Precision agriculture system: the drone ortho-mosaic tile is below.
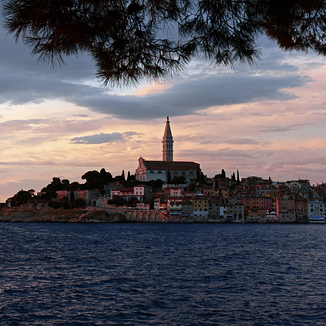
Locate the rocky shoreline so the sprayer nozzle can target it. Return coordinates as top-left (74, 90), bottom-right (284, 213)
top-left (0, 208), bottom-right (308, 223)
top-left (0, 209), bottom-right (129, 223)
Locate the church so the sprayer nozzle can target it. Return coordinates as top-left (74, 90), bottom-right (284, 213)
top-left (135, 117), bottom-right (200, 182)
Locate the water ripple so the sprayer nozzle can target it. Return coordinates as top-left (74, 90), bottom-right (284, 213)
top-left (1, 223), bottom-right (326, 325)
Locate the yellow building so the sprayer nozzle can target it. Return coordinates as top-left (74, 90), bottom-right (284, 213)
top-left (193, 197), bottom-right (209, 218)
top-left (213, 187), bottom-right (229, 200)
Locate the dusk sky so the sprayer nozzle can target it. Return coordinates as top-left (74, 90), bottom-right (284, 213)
top-left (1, 7), bottom-right (326, 202)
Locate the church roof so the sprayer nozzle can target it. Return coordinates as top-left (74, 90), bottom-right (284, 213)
top-left (143, 160), bottom-right (199, 171)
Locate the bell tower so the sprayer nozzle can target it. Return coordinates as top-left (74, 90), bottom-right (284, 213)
top-left (162, 116), bottom-right (174, 161)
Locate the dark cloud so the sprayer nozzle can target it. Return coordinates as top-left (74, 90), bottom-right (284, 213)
top-left (67, 73), bottom-right (309, 120)
top-left (72, 114), bottom-right (90, 118)
top-left (0, 18), bottom-right (318, 121)
top-left (258, 123), bottom-right (314, 133)
top-left (70, 132), bottom-right (141, 144)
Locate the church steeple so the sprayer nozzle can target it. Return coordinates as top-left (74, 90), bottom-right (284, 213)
top-left (162, 116), bottom-right (174, 161)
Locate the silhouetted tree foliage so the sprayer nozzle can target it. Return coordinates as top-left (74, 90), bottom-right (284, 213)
top-left (81, 170), bottom-right (110, 189)
top-left (62, 179), bottom-right (70, 188)
top-left (108, 195), bottom-right (126, 206)
top-left (9, 189), bottom-right (34, 206)
top-left (128, 196), bottom-right (139, 205)
top-left (40, 177), bottom-right (66, 199)
top-left (171, 175), bottom-right (186, 184)
top-left (70, 181), bottom-right (81, 191)
top-left (39, 189), bottom-right (58, 201)
top-left (48, 200), bottom-right (71, 209)
top-left (188, 182), bottom-right (196, 191)
top-left (100, 168), bottom-right (113, 183)
top-left (146, 179), bottom-right (163, 190)
top-left (70, 191), bottom-right (75, 204)
top-left (196, 169), bottom-right (205, 183)
top-left (73, 198), bottom-right (87, 208)
top-left (167, 170), bottom-right (172, 184)
top-left (231, 172), bottom-right (236, 183)
top-left (113, 170), bottom-right (127, 183)
top-left (4, 0), bottom-right (326, 85)
top-left (215, 169), bottom-right (226, 180)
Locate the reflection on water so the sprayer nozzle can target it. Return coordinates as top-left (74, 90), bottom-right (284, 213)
top-left (1, 223), bottom-right (326, 325)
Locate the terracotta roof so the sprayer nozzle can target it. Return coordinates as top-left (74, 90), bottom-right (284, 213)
top-left (144, 160), bottom-right (199, 170)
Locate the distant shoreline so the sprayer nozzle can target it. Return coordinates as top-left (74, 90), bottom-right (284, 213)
top-left (0, 208), bottom-right (311, 223)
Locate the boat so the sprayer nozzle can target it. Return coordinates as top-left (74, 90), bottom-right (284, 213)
top-left (309, 215), bottom-right (326, 223)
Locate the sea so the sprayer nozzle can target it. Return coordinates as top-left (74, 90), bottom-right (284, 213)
top-left (1, 223), bottom-right (326, 326)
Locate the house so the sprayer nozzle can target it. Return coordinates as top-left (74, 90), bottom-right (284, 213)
top-left (276, 196), bottom-right (296, 222)
top-left (111, 185), bottom-right (152, 203)
top-left (193, 196), bottom-right (209, 219)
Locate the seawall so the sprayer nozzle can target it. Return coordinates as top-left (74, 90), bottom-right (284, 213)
top-left (0, 209), bottom-right (129, 223)
top-left (0, 208), bottom-right (200, 223)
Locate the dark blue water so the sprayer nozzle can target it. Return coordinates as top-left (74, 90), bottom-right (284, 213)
top-left (1, 223), bottom-right (326, 325)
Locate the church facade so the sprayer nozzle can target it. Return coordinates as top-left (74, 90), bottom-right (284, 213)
top-left (135, 117), bottom-right (200, 182)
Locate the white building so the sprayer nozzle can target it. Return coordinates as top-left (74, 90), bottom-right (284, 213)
top-left (308, 199), bottom-right (325, 222)
top-left (135, 117), bottom-right (200, 182)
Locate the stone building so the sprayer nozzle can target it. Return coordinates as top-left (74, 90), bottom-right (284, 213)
top-left (135, 117), bottom-right (200, 182)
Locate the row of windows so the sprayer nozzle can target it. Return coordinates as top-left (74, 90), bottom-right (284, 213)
top-left (148, 170), bottom-right (195, 176)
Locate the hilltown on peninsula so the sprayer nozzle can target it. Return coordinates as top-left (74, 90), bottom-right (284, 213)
top-left (2, 117), bottom-right (326, 223)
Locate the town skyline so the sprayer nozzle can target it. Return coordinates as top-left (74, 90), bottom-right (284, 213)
top-left (1, 5), bottom-right (326, 202)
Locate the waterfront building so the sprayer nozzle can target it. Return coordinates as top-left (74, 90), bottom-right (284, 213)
top-left (232, 203), bottom-right (245, 222)
top-left (308, 199), bottom-right (325, 222)
top-left (111, 185), bottom-right (152, 203)
top-left (295, 197), bottom-right (308, 221)
top-left (276, 196), bottom-right (296, 223)
top-left (168, 197), bottom-right (184, 216)
top-left (208, 197), bottom-right (221, 219)
top-left (243, 195), bottom-right (275, 217)
top-left (56, 189), bottom-right (100, 206)
top-left (135, 117), bottom-right (200, 182)
top-left (193, 196), bottom-right (209, 219)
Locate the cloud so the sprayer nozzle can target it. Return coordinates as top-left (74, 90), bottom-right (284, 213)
top-left (0, 119), bottom-right (44, 133)
top-left (0, 21), bottom-right (314, 121)
top-left (59, 72), bottom-right (309, 121)
top-left (0, 118), bottom-right (107, 134)
top-left (222, 138), bottom-right (262, 145)
top-left (69, 132), bottom-right (141, 144)
top-left (258, 123), bottom-right (314, 133)
top-left (134, 81), bottom-right (173, 97)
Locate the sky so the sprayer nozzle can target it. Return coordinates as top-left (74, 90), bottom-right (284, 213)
top-left (1, 9), bottom-right (326, 202)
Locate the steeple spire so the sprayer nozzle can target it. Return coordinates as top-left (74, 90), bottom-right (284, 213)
top-left (162, 116), bottom-right (173, 161)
